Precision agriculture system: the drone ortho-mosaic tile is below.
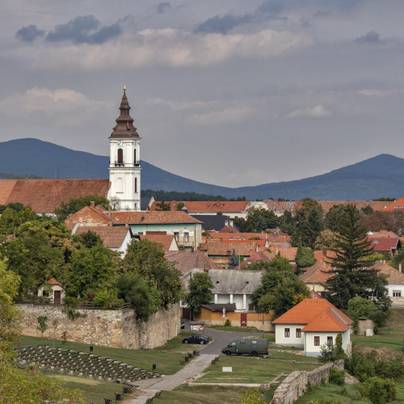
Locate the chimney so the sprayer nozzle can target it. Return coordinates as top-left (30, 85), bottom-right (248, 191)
top-left (90, 201), bottom-right (95, 207)
top-left (399, 263), bottom-right (402, 273)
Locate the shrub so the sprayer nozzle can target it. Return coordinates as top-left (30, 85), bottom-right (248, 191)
top-left (36, 316), bottom-right (48, 336)
top-left (361, 377), bottom-right (396, 404)
top-left (240, 389), bottom-right (265, 404)
top-left (329, 368), bottom-right (345, 385)
top-left (224, 319), bottom-right (231, 327)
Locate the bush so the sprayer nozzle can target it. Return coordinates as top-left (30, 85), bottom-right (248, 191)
top-left (361, 377), bottom-right (396, 404)
top-left (329, 368), bottom-right (345, 385)
top-left (240, 389), bottom-right (265, 404)
top-left (224, 319), bottom-right (231, 327)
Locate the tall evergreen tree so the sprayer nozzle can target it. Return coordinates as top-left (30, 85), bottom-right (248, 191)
top-left (326, 205), bottom-right (390, 310)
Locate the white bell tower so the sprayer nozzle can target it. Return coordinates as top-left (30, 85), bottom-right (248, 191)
top-left (107, 87), bottom-right (141, 211)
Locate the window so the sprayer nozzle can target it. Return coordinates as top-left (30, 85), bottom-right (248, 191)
top-left (174, 232), bottom-right (179, 241)
top-left (184, 232), bottom-right (189, 243)
top-left (134, 177), bottom-right (138, 193)
top-left (393, 290), bottom-right (402, 297)
top-left (117, 148), bottom-right (123, 165)
top-left (327, 336), bottom-right (333, 346)
top-left (314, 336), bottom-right (320, 346)
top-left (134, 148), bottom-right (137, 165)
top-left (284, 328), bottom-right (290, 338)
top-left (296, 328), bottom-right (302, 338)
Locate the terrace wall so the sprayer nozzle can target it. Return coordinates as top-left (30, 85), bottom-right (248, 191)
top-left (270, 360), bottom-right (344, 404)
top-left (16, 303), bottom-right (180, 349)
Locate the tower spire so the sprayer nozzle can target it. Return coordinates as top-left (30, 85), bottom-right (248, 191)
top-left (110, 87), bottom-right (140, 139)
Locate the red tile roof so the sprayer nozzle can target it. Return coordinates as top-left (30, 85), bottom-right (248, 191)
top-left (75, 225), bottom-right (130, 249)
top-left (203, 239), bottom-right (265, 257)
top-left (300, 260), bottom-right (333, 285)
top-left (165, 250), bottom-right (217, 274)
top-left (383, 198), bottom-right (404, 212)
top-left (273, 298), bottom-right (352, 332)
top-left (65, 205), bottom-right (111, 230)
top-left (110, 211), bottom-right (201, 225)
top-left (140, 234), bottom-right (177, 251)
top-left (368, 232), bottom-right (400, 253)
top-left (374, 261), bottom-right (404, 285)
top-left (0, 179), bottom-right (109, 214)
top-left (47, 278), bottom-right (62, 287)
top-left (272, 247), bottom-right (298, 262)
top-left (150, 200), bottom-right (249, 213)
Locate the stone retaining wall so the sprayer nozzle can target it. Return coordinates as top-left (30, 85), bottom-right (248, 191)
top-left (271, 360), bottom-right (344, 404)
top-left (17, 303), bottom-right (180, 349)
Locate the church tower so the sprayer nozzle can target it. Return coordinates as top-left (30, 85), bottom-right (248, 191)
top-left (108, 87), bottom-right (141, 211)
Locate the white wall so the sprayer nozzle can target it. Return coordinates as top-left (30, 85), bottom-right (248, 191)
top-left (214, 293), bottom-right (251, 311)
top-left (387, 284), bottom-right (404, 306)
top-left (275, 324), bottom-right (305, 347)
top-left (304, 330), bottom-right (351, 356)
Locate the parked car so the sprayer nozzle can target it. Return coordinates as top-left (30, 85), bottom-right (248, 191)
top-left (222, 338), bottom-right (268, 356)
top-left (182, 335), bottom-right (209, 345)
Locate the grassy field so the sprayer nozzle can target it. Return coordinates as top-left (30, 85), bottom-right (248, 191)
top-left (150, 385), bottom-right (255, 404)
top-left (50, 375), bottom-right (126, 404)
top-left (196, 350), bottom-right (319, 384)
top-left (208, 325), bottom-right (271, 334)
top-left (18, 333), bottom-right (198, 375)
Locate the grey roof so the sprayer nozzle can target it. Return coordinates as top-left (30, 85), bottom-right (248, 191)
top-left (208, 269), bottom-right (263, 295)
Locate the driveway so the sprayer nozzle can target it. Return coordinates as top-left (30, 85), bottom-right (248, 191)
top-left (202, 328), bottom-right (264, 354)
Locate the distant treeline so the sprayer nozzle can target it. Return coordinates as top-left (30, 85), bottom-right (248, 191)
top-left (141, 189), bottom-right (246, 201)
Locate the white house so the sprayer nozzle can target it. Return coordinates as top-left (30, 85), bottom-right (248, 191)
top-left (374, 261), bottom-right (404, 306)
top-left (273, 297), bottom-right (353, 357)
top-left (38, 278), bottom-right (65, 304)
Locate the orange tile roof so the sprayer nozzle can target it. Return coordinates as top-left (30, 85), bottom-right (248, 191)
top-left (65, 205), bottom-right (111, 231)
top-left (299, 260), bottom-right (333, 285)
top-left (110, 211), bottom-right (201, 225)
top-left (150, 200), bottom-right (249, 213)
top-left (75, 225), bottom-right (130, 249)
top-left (203, 239), bottom-right (264, 257)
top-left (0, 179), bottom-right (109, 213)
top-left (47, 278), bottom-right (62, 287)
top-left (272, 247), bottom-right (298, 262)
top-left (273, 298), bottom-right (352, 332)
top-left (165, 250), bottom-right (217, 274)
top-left (374, 261), bottom-right (404, 285)
top-left (140, 234), bottom-right (177, 251)
top-left (383, 197), bottom-right (404, 212)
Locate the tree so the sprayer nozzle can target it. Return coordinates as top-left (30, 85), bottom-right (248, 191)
top-left (292, 199), bottom-right (324, 248)
top-left (362, 377), bottom-right (396, 404)
top-left (36, 316), bottom-right (48, 336)
top-left (155, 201), bottom-right (171, 211)
top-left (117, 272), bottom-right (160, 321)
top-left (347, 296), bottom-right (386, 329)
top-left (252, 256), bottom-right (309, 316)
top-left (315, 229), bottom-right (337, 250)
top-left (235, 208), bottom-right (279, 232)
top-left (55, 195), bottom-right (110, 221)
top-left (122, 240), bottom-right (182, 308)
top-left (186, 272), bottom-right (213, 318)
top-left (295, 246), bottom-right (315, 269)
top-left (325, 205), bottom-right (351, 233)
top-left (0, 206), bottom-right (37, 235)
top-left (326, 205), bottom-right (390, 310)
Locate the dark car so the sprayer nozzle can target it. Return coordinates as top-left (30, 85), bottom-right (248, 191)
top-left (182, 335), bottom-right (209, 345)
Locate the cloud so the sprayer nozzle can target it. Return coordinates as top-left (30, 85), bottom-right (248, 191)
top-left (189, 106), bottom-right (255, 126)
top-left (0, 87), bottom-right (105, 115)
top-left (355, 31), bottom-right (381, 44)
top-left (287, 104), bottom-right (331, 118)
top-left (16, 25), bottom-right (45, 42)
top-left (11, 28), bottom-right (311, 69)
top-left (157, 2), bottom-right (172, 14)
top-left (16, 15), bottom-right (123, 45)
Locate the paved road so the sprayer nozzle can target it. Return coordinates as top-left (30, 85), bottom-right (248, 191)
top-left (202, 328), bottom-right (264, 354)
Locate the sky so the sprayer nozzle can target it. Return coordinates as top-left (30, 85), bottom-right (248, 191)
top-left (1, 0), bottom-right (404, 187)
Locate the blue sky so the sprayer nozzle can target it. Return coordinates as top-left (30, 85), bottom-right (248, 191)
top-left (1, 0), bottom-right (404, 186)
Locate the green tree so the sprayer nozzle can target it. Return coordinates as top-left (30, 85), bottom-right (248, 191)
top-left (296, 246), bottom-right (315, 269)
top-left (292, 199), bottom-right (324, 248)
top-left (325, 205), bottom-right (351, 233)
top-left (155, 201), bottom-right (171, 211)
top-left (240, 389), bottom-right (266, 404)
top-left (362, 377), bottom-right (396, 404)
top-left (117, 272), bottom-right (160, 321)
top-left (186, 272), bottom-right (213, 318)
top-left (55, 195), bottom-right (110, 221)
top-left (326, 206), bottom-right (390, 310)
top-left (235, 208), bottom-right (279, 232)
top-left (0, 206), bottom-right (37, 235)
top-left (36, 316), bottom-right (48, 336)
top-left (315, 229), bottom-right (337, 250)
top-left (347, 296), bottom-right (385, 329)
top-left (252, 256), bottom-right (309, 316)
top-left (122, 240), bottom-right (182, 308)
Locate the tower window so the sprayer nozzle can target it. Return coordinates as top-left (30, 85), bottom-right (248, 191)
top-left (135, 177), bottom-right (138, 193)
top-left (117, 148), bottom-right (124, 165)
top-left (134, 148), bottom-right (137, 165)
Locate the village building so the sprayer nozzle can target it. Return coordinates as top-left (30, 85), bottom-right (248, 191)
top-left (368, 230), bottom-right (401, 257)
top-left (374, 261), bottom-right (404, 306)
top-left (273, 297), bottom-right (353, 357)
top-left (165, 250), bottom-right (216, 277)
top-left (140, 233), bottom-right (179, 252)
top-left (37, 278), bottom-right (65, 304)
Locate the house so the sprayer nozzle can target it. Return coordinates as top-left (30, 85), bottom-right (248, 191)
top-left (191, 215), bottom-right (231, 231)
top-left (140, 233), bottom-right (179, 252)
top-left (273, 297), bottom-right (353, 357)
top-left (165, 250), bottom-right (217, 277)
top-left (383, 197), bottom-right (404, 212)
top-left (368, 231), bottom-right (401, 257)
top-left (64, 204), bottom-right (111, 231)
top-left (75, 225), bottom-right (132, 256)
top-left (374, 261), bottom-right (404, 306)
top-left (37, 278), bottom-right (65, 304)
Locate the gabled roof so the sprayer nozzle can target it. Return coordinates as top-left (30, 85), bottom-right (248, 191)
top-left (140, 233), bottom-right (177, 251)
top-left (272, 298), bottom-right (352, 333)
top-left (300, 261), bottom-right (333, 285)
top-left (208, 269), bottom-right (263, 294)
top-left (150, 200), bottom-right (249, 213)
top-left (165, 250), bottom-right (217, 274)
top-left (47, 278), bottom-right (62, 287)
top-left (65, 205), bottom-right (111, 230)
top-left (75, 225), bottom-right (130, 249)
top-left (0, 179), bottom-right (109, 214)
top-left (374, 261), bottom-right (404, 285)
top-left (110, 211), bottom-right (202, 225)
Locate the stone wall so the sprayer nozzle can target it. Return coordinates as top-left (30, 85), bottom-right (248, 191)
top-left (271, 360), bottom-right (344, 404)
top-left (17, 303), bottom-right (180, 349)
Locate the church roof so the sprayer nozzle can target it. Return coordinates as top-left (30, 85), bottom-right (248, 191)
top-left (110, 88), bottom-right (140, 139)
top-left (0, 179), bottom-right (109, 214)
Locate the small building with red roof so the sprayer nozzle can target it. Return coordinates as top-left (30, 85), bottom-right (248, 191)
top-left (37, 278), bottom-right (65, 304)
top-left (272, 297), bottom-right (353, 356)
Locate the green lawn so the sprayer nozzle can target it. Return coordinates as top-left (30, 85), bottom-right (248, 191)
top-left (50, 375), bottom-right (126, 404)
top-left (196, 350), bottom-right (319, 384)
top-left (353, 331), bottom-right (404, 352)
top-left (18, 333), bottom-right (198, 375)
top-left (150, 385), bottom-right (255, 404)
top-left (209, 325), bottom-right (271, 334)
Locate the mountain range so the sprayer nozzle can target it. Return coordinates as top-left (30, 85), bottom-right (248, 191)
top-left (0, 138), bottom-right (403, 200)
